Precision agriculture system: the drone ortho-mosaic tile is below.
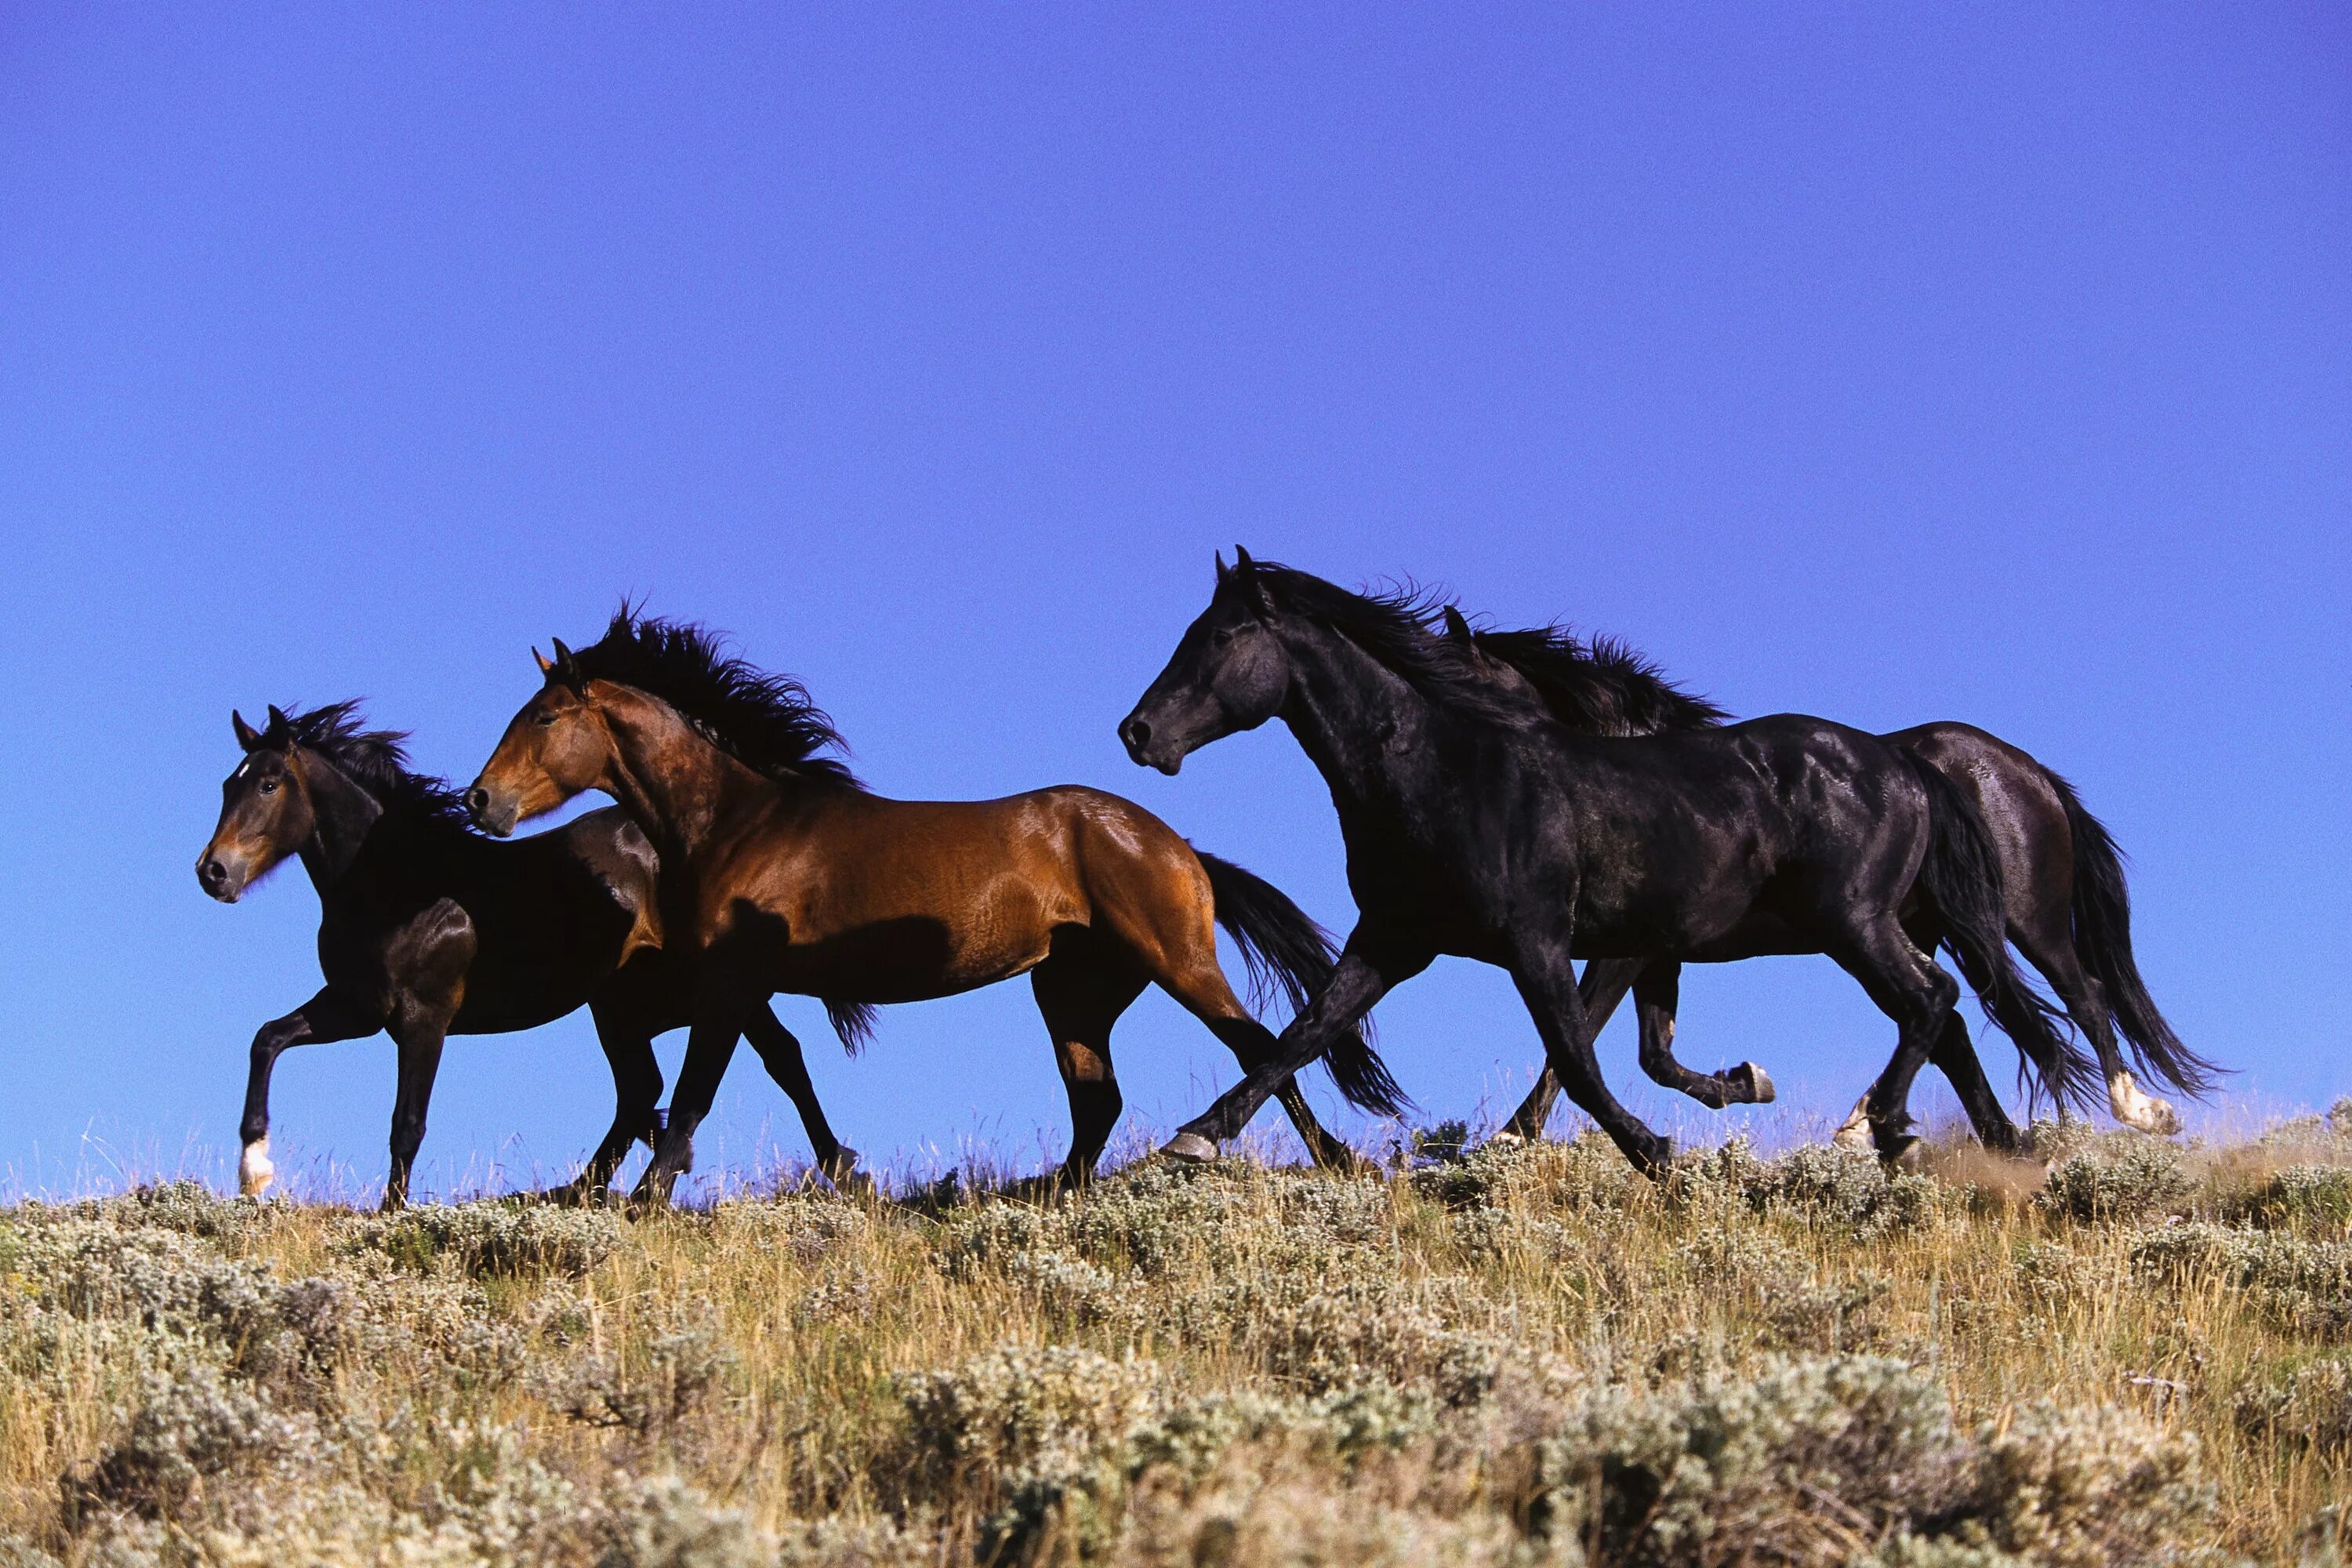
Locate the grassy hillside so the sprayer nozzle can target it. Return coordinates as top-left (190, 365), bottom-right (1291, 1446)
top-left (2, 1116), bottom-right (2350, 1566)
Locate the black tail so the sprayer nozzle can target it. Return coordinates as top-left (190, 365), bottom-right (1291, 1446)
top-left (1196, 850), bottom-right (1410, 1118)
top-left (2052, 775), bottom-right (2220, 1098)
top-left (1902, 753), bottom-right (2100, 1114)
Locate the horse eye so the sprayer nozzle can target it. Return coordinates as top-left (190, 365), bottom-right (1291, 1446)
top-left (258, 779), bottom-right (279, 795)
top-left (533, 712), bottom-right (558, 728)
top-left (1210, 626), bottom-right (1236, 647)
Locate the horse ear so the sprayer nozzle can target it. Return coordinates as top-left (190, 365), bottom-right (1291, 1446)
top-left (264, 705), bottom-right (294, 742)
top-left (534, 647), bottom-right (554, 677)
top-left (232, 710), bottom-right (263, 751)
top-left (1439, 604), bottom-right (1475, 644)
top-left (549, 637), bottom-right (585, 690)
top-left (1214, 550), bottom-right (1229, 583)
top-left (1230, 546), bottom-right (1269, 612)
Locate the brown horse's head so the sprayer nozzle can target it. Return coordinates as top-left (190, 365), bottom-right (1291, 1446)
top-left (198, 706), bottom-right (317, 902)
top-left (1119, 548), bottom-right (1297, 775)
top-left (465, 642), bottom-right (612, 836)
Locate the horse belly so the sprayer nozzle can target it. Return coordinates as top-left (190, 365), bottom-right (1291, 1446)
top-left (766, 880), bottom-right (1060, 1003)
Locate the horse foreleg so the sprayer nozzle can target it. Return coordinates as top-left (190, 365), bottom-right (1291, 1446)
top-left (1164, 931), bottom-right (1428, 1161)
top-left (1629, 960), bottom-right (1778, 1110)
top-left (1496, 958), bottom-right (1642, 1142)
top-left (633, 1004), bottom-right (743, 1208)
top-left (1510, 935), bottom-right (1672, 1177)
top-left (238, 987), bottom-right (380, 1197)
top-left (382, 1015), bottom-right (450, 1211)
top-left (741, 1004), bottom-right (865, 1191)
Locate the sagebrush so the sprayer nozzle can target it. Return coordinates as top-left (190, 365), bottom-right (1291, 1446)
top-left (2, 1116), bottom-right (2349, 1565)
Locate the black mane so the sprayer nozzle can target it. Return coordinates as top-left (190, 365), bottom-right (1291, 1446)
top-left (284, 702), bottom-right (472, 826)
top-left (571, 610), bottom-right (862, 789)
top-left (1463, 624), bottom-right (1730, 736)
top-left (1236, 562), bottom-right (1526, 724)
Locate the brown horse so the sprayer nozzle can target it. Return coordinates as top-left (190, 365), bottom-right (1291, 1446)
top-left (462, 612), bottom-right (1403, 1202)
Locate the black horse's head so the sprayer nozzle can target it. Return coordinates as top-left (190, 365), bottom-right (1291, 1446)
top-left (1119, 549), bottom-right (1295, 775)
top-left (198, 706), bottom-right (314, 902)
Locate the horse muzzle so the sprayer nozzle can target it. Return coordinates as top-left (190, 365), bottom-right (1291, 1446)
top-left (463, 783), bottom-right (520, 837)
top-left (196, 851), bottom-right (247, 903)
top-left (1116, 714), bottom-right (1184, 776)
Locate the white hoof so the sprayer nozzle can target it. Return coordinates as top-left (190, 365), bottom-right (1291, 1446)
top-left (2109, 1072), bottom-right (2180, 1136)
top-left (1833, 1101), bottom-right (1875, 1151)
top-left (1162, 1132), bottom-right (1218, 1163)
top-left (1485, 1130), bottom-right (1526, 1149)
top-left (238, 1139), bottom-right (275, 1197)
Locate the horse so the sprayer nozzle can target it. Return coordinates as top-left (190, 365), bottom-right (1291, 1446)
top-left (1118, 552), bottom-right (2089, 1173)
top-left (460, 610), bottom-right (1403, 1203)
top-left (196, 702), bottom-right (869, 1207)
top-left (1432, 608), bottom-right (2212, 1148)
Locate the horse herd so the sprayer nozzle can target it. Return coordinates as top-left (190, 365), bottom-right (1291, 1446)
top-left (197, 552), bottom-right (2214, 1209)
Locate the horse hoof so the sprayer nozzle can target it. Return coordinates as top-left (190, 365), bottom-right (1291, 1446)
top-left (238, 1140), bottom-right (275, 1198)
top-left (1163, 1132), bottom-right (1218, 1164)
top-left (1731, 1062), bottom-right (1777, 1104)
top-left (1485, 1130), bottom-right (1526, 1149)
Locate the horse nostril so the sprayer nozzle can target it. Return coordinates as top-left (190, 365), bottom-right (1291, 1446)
top-left (1121, 718), bottom-right (1152, 753)
top-left (198, 858), bottom-right (226, 890)
top-left (464, 786), bottom-right (489, 819)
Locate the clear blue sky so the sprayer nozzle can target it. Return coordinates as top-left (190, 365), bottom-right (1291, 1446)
top-left (2, 5), bottom-right (2345, 1200)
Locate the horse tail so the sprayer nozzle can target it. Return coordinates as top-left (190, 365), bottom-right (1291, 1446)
top-left (1901, 752), bottom-right (2099, 1114)
top-left (2052, 774), bottom-right (2220, 1097)
top-left (1195, 849), bottom-right (1410, 1118)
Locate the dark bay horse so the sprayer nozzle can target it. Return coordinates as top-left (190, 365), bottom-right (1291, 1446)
top-left (1119, 554), bottom-right (2085, 1172)
top-left (197, 702), bottom-right (866, 1207)
top-left (1436, 609), bottom-right (2212, 1148)
top-left (462, 612), bottom-right (1403, 1203)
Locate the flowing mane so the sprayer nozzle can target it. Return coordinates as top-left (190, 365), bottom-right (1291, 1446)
top-left (1236, 561), bottom-right (1527, 724)
top-left (570, 609), bottom-right (862, 789)
top-left (285, 702), bottom-right (472, 827)
top-left (1461, 623), bottom-right (1730, 736)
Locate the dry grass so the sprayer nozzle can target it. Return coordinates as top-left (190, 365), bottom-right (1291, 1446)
top-left (3, 1112), bottom-right (2350, 1566)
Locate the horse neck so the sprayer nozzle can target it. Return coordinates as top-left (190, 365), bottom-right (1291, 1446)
top-left (595, 687), bottom-right (773, 858)
top-left (1272, 621), bottom-right (1450, 808)
top-left (295, 753), bottom-right (386, 889)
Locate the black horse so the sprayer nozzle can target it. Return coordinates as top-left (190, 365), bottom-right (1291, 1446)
top-left (1436, 610), bottom-right (2212, 1149)
top-left (196, 702), bottom-right (863, 1207)
top-left (1120, 554), bottom-right (2087, 1172)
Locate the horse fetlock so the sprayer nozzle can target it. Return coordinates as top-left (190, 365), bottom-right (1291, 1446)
top-left (237, 1138), bottom-right (274, 1197)
top-left (2108, 1071), bottom-right (2180, 1136)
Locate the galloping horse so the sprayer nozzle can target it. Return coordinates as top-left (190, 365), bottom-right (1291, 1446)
top-left (1432, 609), bottom-right (2212, 1148)
top-left (463, 611), bottom-right (1403, 1202)
top-left (197, 702), bottom-right (866, 1207)
top-left (1120, 554), bottom-right (2085, 1172)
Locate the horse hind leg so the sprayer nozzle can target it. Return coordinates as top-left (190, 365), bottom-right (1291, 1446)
top-left (1831, 922), bottom-right (1963, 1165)
top-left (1632, 961), bottom-right (1777, 1110)
top-left (2017, 926), bottom-right (2177, 1134)
top-left (1031, 939), bottom-right (1147, 1189)
top-left (1113, 909), bottom-right (1367, 1171)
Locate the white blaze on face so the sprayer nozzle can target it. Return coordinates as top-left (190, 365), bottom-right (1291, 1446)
top-left (238, 1138), bottom-right (275, 1196)
top-left (1833, 1098), bottom-right (1875, 1149)
top-left (2107, 1071), bottom-right (2181, 1135)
